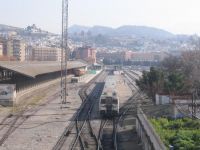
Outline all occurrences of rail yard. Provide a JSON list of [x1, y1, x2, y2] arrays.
[[0, 66, 152, 150], [0, 64, 199, 150], [1, 0, 200, 150]]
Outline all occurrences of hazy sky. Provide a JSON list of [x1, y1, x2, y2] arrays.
[[1, 0, 200, 35]]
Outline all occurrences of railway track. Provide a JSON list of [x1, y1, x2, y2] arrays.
[[129, 70, 140, 80], [125, 70, 149, 101], [0, 87, 61, 146], [71, 82, 105, 150], [113, 70, 147, 150], [53, 71, 107, 150], [96, 70, 144, 150], [54, 70, 146, 150], [98, 118, 116, 150]]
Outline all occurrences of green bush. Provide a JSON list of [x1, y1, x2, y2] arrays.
[[150, 118, 200, 150]]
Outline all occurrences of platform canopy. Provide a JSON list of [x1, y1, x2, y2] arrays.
[[0, 61, 87, 78]]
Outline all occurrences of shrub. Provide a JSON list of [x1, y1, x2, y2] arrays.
[[150, 118, 200, 150]]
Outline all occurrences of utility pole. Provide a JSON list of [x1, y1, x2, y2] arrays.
[[192, 90, 197, 119], [61, 0, 68, 105]]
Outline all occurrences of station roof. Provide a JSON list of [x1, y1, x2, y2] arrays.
[[0, 61, 87, 78]]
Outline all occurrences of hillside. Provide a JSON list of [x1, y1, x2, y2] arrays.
[[114, 25, 174, 39], [68, 25, 90, 34], [0, 24, 56, 36], [0, 24, 22, 32]]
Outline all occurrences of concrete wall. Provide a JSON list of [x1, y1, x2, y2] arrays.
[[136, 108, 166, 150], [0, 84, 16, 106], [155, 94, 171, 105]]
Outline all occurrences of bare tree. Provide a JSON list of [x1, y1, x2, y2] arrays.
[[181, 51, 200, 89], [161, 55, 181, 73]]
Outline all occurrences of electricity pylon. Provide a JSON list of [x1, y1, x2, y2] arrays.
[[61, 0, 68, 105]]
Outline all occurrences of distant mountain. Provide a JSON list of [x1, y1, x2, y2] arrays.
[[0, 24, 22, 32], [89, 26, 114, 35], [68, 25, 90, 34], [114, 26, 174, 39], [69, 25, 175, 39], [175, 34, 191, 41]]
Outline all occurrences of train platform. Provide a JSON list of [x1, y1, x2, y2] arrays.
[[81, 70, 102, 83], [70, 70, 102, 84], [116, 73, 142, 150], [115, 75, 132, 106]]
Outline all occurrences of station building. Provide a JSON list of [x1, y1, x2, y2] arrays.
[[0, 60, 87, 106]]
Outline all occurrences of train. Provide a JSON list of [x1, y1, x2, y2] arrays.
[[99, 75, 119, 117], [74, 68, 86, 76]]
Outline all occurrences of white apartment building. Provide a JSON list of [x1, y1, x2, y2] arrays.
[[26, 46, 62, 61]]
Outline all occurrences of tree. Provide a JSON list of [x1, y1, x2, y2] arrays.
[[136, 67, 164, 100], [164, 72, 185, 95], [161, 56, 181, 73], [181, 51, 200, 91], [137, 51, 200, 101]]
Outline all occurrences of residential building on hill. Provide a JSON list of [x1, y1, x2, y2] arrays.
[[25, 46, 62, 61], [13, 39, 26, 61], [74, 46, 96, 64], [0, 37, 26, 61]]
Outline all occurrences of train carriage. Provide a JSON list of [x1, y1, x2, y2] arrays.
[[99, 76, 119, 118]]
